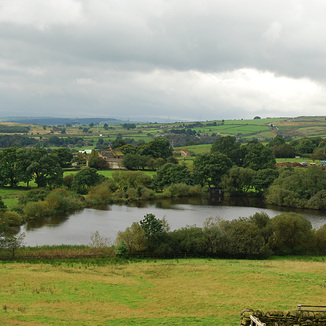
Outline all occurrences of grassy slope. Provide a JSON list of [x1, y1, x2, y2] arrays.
[[0, 257, 325, 325]]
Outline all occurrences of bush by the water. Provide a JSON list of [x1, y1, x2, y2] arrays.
[[115, 212, 322, 259]]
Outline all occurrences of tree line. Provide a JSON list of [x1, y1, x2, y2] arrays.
[[0, 147, 73, 188], [115, 212, 326, 259]]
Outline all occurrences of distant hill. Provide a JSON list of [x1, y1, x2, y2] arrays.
[[1, 117, 126, 126]]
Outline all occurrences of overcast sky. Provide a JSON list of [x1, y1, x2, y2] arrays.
[[0, 0, 326, 122]]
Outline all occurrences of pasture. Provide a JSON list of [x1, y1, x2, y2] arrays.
[[0, 257, 325, 325]]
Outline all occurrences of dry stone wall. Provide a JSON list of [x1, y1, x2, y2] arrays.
[[240, 309, 326, 325]]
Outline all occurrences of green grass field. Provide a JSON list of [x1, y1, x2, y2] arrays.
[[0, 257, 325, 325], [63, 170, 156, 179], [0, 188, 29, 209]]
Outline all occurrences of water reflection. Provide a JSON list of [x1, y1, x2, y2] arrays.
[[24, 214, 70, 230], [20, 197, 326, 246]]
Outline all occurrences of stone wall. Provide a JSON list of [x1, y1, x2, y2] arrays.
[[240, 309, 326, 325]]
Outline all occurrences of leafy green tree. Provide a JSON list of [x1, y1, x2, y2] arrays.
[[51, 148, 73, 168], [273, 144, 295, 158], [314, 224, 326, 254], [16, 148, 39, 187], [48, 135, 64, 146], [63, 174, 74, 189], [88, 149, 99, 163], [122, 123, 136, 130], [72, 167, 105, 194], [221, 166, 255, 195], [193, 152, 232, 187], [268, 136, 285, 147], [0, 147, 19, 187], [306, 190, 326, 210], [203, 217, 223, 256], [89, 157, 108, 170], [169, 226, 206, 256], [29, 154, 63, 188], [122, 154, 148, 170], [266, 166, 326, 208], [268, 213, 312, 254], [139, 137, 173, 159], [87, 181, 113, 203], [115, 222, 147, 254], [120, 144, 138, 155], [112, 171, 151, 189], [211, 136, 244, 166], [218, 218, 271, 258], [111, 138, 127, 149], [311, 147, 326, 161], [0, 211, 22, 234], [154, 163, 192, 190], [251, 168, 279, 195], [140, 214, 169, 252], [243, 142, 276, 170], [45, 188, 83, 213], [296, 138, 315, 155]]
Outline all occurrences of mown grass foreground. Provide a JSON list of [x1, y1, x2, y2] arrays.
[[0, 257, 325, 325]]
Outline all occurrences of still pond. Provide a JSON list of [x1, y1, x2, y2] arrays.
[[20, 197, 326, 246]]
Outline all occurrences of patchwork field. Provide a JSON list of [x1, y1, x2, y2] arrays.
[[0, 257, 325, 325]]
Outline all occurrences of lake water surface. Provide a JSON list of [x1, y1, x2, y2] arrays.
[[20, 197, 326, 246]]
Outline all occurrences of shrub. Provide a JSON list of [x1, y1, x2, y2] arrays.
[[87, 183, 112, 203], [314, 224, 326, 254], [112, 189, 125, 201], [19, 188, 50, 206], [167, 183, 191, 197], [306, 190, 326, 209], [24, 201, 50, 219], [0, 211, 23, 234], [89, 231, 111, 248], [218, 218, 271, 258], [45, 188, 83, 213], [140, 187, 155, 200], [125, 188, 137, 201], [268, 213, 313, 255], [63, 174, 74, 189], [115, 222, 147, 254], [170, 226, 207, 256]]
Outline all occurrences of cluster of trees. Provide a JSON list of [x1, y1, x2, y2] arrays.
[[21, 188, 84, 219], [120, 137, 174, 170], [164, 133, 217, 147], [221, 167, 279, 196], [122, 123, 136, 130], [0, 147, 73, 188], [42, 136, 85, 147], [268, 135, 326, 159], [266, 166, 326, 209], [0, 135, 37, 147], [151, 137, 276, 190], [116, 212, 326, 258], [86, 170, 202, 205], [0, 125, 30, 133]]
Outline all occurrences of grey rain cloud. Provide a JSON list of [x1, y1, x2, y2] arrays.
[[0, 0, 326, 121]]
